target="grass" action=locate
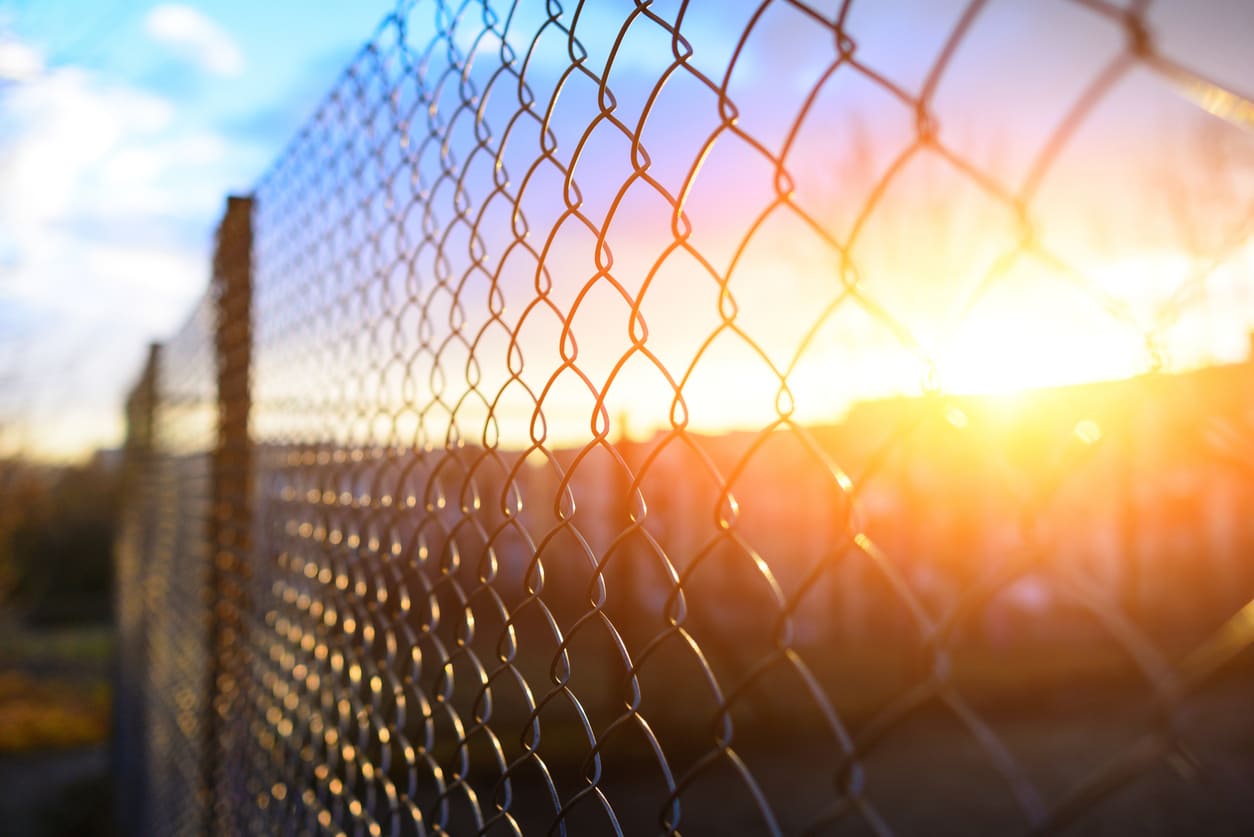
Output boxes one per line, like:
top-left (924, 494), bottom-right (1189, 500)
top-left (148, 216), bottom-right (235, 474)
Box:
top-left (0, 623), bottom-right (114, 668)
top-left (0, 623), bottom-right (113, 753)
top-left (0, 670), bottom-right (110, 752)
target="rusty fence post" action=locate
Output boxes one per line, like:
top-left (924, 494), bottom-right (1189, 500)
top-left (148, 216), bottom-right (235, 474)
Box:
top-left (207, 195), bottom-right (254, 833)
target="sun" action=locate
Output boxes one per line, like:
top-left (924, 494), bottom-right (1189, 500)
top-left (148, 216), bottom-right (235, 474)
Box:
top-left (931, 312), bottom-right (1149, 397)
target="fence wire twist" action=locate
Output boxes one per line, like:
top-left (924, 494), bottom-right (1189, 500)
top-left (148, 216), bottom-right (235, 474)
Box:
top-left (119, 0), bottom-right (1254, 834)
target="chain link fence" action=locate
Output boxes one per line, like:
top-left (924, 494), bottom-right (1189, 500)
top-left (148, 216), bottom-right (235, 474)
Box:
top-left (117, 297), bottom-right (216, 835)
top-left (117, 0), bottom-right (1254, 834)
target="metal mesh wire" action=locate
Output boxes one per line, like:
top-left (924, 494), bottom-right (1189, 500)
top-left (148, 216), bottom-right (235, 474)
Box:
top-left (121, 0), bottom-right (1254, 834)
top-left (115, 347), bottom-right (160, 837)
top-left (131, 294), bottom-right (218, 836)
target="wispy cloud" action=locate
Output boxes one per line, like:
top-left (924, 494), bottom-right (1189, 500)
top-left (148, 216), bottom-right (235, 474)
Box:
top-left (0, 35), bottom-right (226, 459)
top-left (144, 4), bottom-right (244, 77)
top-left (0, 37), bottom-right (42, 82)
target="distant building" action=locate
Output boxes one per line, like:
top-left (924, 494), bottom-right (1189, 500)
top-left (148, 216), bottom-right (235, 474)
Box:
top-left (598, 348), bottom-right (1254, 650)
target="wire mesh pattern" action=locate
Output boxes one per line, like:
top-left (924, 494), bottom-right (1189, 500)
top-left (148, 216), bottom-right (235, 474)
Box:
top-left (125, 294), bottom-right (218, 837)
top-left (121, 0), bottom-right (1254, 834)
top-left (115, 346), bottom-right (161, 837)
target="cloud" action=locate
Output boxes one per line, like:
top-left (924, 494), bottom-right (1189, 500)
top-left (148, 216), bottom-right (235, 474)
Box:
top-left (144, 4), bottom-right (244, 77)
top-left (0, 38), bottom-right (42, 82)
top-left (0, 37), bottom-right (228, 460)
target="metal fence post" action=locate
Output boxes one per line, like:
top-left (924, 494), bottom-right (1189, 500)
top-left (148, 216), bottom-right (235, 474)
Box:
top-left (208, 195), bottom-right (254, 833)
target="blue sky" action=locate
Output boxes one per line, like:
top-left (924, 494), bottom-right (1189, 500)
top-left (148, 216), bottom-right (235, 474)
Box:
top-left (1, 0), bottom-right (1251, 459)
top-left (0, 0), bottom-right (391, 458)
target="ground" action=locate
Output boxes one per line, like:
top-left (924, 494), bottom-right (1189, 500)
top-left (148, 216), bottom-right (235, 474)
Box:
top-left (0, 624), bottom-right (114, 837)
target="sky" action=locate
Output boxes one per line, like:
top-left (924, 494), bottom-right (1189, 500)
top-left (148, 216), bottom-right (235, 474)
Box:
top-left (1, 0), bottom-right (1252, 460)
top-left (0, 0), bottom-right (390, 459)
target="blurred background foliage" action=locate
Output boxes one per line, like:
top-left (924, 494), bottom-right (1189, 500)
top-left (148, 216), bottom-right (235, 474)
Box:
top-left (0, 453), bottom-right (117, 836)
top-left (0, 454), bottom-right (119, 625)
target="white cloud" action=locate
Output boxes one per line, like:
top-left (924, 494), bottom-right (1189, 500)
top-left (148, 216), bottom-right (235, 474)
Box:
top-left (1, 68), bottom-right (172, 227)
top-left (0, 36), bottom-right (228, 460)
top-left (0, 38), bottom-right (42, 82)
top-left (144, 4), bottom-right (244, 77)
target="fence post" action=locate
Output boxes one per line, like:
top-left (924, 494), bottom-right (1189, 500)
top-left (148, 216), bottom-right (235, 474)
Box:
top-left (207, 195), bottom-right (254, 833)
